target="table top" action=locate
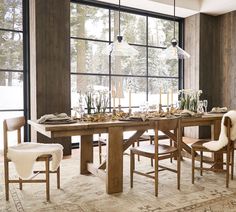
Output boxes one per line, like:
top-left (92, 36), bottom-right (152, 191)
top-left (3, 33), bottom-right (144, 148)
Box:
top-left (28, 113), bottom-right (223, 138)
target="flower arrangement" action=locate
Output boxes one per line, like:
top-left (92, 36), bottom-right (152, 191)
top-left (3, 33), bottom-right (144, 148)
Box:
top-left (178, 89), bottom-right (202, 112)
top-left (85, 89), bottom-right (94, 114)
top-left (94, 89), bottom-right (108, 113)
top-left (84, 87), bottom-right (109, 114)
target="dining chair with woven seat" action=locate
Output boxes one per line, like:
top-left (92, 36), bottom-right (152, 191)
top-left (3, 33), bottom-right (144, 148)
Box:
top-left (3, 116), bottom-right (62, 201)
top-left (97, 132), bottom-right (152, 164)
top-left (130, 117), bottom-right (181, 196)
top-left (191, 116), bottom-right (234, 187)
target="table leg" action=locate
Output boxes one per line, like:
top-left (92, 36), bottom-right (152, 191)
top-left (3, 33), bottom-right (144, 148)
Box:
top-left (106, 127), bottom-right (123, 194)
top-left (211, 119), bottom-right (223, 169)
top-left (80, 135), bottom-right (93, 174)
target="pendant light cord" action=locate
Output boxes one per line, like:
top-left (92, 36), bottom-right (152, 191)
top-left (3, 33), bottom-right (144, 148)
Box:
top-left (173, 0), bottom-right (176, 39)
top-left (119, 0), bottom-right (121, 35)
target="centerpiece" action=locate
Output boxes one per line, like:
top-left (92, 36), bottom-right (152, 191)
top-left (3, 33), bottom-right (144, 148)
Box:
top-left (178, 89), bottom-right (202, 112)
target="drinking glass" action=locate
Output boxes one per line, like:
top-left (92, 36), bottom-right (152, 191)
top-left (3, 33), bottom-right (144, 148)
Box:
top-left (197, 100), bottom-right (204, 113)
top-left (203, 100), bottom-right (208, 112)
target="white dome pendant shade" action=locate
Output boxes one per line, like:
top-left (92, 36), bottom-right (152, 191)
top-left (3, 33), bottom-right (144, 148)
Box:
top-left (102, 0), bottom-right (139, 57)
top-left (160, 0), bottom-right (190, 60)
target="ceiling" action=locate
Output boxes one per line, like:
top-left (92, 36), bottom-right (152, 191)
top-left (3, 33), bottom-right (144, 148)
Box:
top-left (97, 0), bottom-right (236, 18)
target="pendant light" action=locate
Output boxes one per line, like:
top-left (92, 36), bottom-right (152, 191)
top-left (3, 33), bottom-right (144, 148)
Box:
top-left (160, 0), bottom-right (190, 60)
top-left (102, 0), bottom-right (138, 57)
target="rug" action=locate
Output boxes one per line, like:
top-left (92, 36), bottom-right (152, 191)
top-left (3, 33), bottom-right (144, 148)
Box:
top-left (1, 146), bottom-right (236, 212)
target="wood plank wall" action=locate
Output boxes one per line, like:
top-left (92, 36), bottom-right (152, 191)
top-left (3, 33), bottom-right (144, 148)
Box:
top-left (29, 0), bottom-right (71, 155)
top-left (184, 11), bottom-right (236, 138)
top-left (184, 14), bottom-right (201, 138)
top-left (218, 11), bottom-right (236, 109)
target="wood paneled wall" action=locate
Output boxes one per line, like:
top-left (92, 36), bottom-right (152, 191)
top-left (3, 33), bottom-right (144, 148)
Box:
top-left (218, 11), bottom-right (236, 109)
top-left (184, 11), bottom-right (236, 138)
top-left (30, 0), bottom-right (71, 155)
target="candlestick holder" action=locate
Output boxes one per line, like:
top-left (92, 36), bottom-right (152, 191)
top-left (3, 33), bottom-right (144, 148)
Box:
top-left (118, 104), bottom-right (121, 112)
top-left (158, 104), bottom-right (163, 113)
top-left (170, 104), bottom-right (175, 113)
top-left (112, 109), bottom-right (116, 115)
top-left (128, 108), bottom-right (132, 116)
top-left (166, 107), bottom-right (170, 114)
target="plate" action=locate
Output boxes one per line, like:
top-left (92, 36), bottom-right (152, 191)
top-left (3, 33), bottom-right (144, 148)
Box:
top-left (43, 119), bottom-right (77, 124)
top-left (47, 117), bottom-right (71, 121)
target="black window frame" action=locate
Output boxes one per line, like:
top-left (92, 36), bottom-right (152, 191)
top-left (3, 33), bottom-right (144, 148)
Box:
top-left (70, 0), bottom-right (184, 111)
top-left (0, 0), bottom-right (30, 142)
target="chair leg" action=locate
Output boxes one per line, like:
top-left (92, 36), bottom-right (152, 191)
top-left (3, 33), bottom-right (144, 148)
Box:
top-left (170, 139), bottom-right (173, 163)
top-left (19, 177), bottom-right (23, 190)
top-left (154, 155), bottom-right (159, 197)
top-left (226, 152), bottom-right (230, 188)
top-left (150, 138), bottom-right (153, 167)
top-left (191, 148), bottom-right (195, 184)
top-left (200, 151), bottom-right (203, 176)
top-left (177, 151), bottom-right (180, 190)
top-left (130, 151), bottom-right (134, 188)
top-left (4, 161), bottom-right (9, 201)
top-left (137, 140), bottom-right (140, 161)
top-left (98, 140), bottom-right (102, 164)
top-left (45, 158), bottom-right (50, 201)
top-left (57, 167), bottom-right (60, 189)
top-left (231, 149), bottom-right (234, 180)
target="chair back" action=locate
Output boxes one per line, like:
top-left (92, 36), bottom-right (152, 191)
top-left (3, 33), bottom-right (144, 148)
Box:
top-left (224, 116), bottom-right (234, 150)
top-left (153, 117), bottom-right (181, 154)
top-left (156, 117), bottom-right (181, 131)
top-left (3, 116), bottom-right (25, 158)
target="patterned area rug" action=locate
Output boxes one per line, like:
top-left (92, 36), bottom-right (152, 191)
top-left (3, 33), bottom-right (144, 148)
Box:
top-left (1, 147), bottom-right (236, 212)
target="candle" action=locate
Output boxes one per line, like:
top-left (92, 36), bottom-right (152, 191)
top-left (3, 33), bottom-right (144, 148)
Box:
top-left (159, 88), bottom-right (162, 105)
top-left (111, 83), bottom-right (116, 110)
top-left (170, 88), bottom-right (173, 105)
top-left (117, 81), bottom-right (122, 106)
top-left (111, 83), bottom-right (115, 98)
top-left (167, 91), bottom-right (169, 108)
top-left (129, 88), bottom-right (131, 111)
top-left (113, 95), bottom-right (116, 110)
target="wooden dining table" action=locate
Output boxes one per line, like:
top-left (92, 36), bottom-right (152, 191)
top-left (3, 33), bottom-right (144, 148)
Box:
top-left (28, 113), bottom-right (223, 194)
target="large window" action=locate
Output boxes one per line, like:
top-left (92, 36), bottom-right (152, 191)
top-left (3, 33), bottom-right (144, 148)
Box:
top-left (70, 1), bottom-right (183, 112)
top-left (0, 0), bottom-right (27, 149)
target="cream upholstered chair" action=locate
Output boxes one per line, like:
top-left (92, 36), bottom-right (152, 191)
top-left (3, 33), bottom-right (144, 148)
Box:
top-left (130, 117), bottom-right (181, 196)
top-left (3, 116), bottom-right (62, 201)
top-left (191, 116), bottom-right (234, 187)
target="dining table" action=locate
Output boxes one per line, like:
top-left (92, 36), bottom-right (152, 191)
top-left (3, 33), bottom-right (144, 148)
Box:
top-left (28, 113), bottom-right (223, 194)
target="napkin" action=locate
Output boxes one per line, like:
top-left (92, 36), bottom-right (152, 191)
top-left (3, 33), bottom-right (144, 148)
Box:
top-left (180, 109), bottom-right (195, 116)
top-left (37, 113), bottom-right (70, 124)
top-left (211, 107), bottom-right (227, 113)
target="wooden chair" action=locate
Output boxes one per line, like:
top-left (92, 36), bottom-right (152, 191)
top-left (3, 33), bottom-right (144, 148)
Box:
top-left (130, 117), bottom-right (181, 196)
top-left (98, 133), bottom-right (154, 164)
top-left (134, 134), bottom-right (174, 166)
top-left (3, 116), bottom-right (61, 201)
top-left (191, 116), bottom-right (234, 187)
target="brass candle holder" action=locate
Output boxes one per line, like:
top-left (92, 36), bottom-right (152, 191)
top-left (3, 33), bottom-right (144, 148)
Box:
top-left (158, 104), bottom-right (163, 113)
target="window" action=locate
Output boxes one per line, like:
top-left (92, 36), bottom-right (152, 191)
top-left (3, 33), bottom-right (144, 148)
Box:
top-left (70, 2), bottom-right (183, 112)
top-left (0, 0), bottom-right (27, 149)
